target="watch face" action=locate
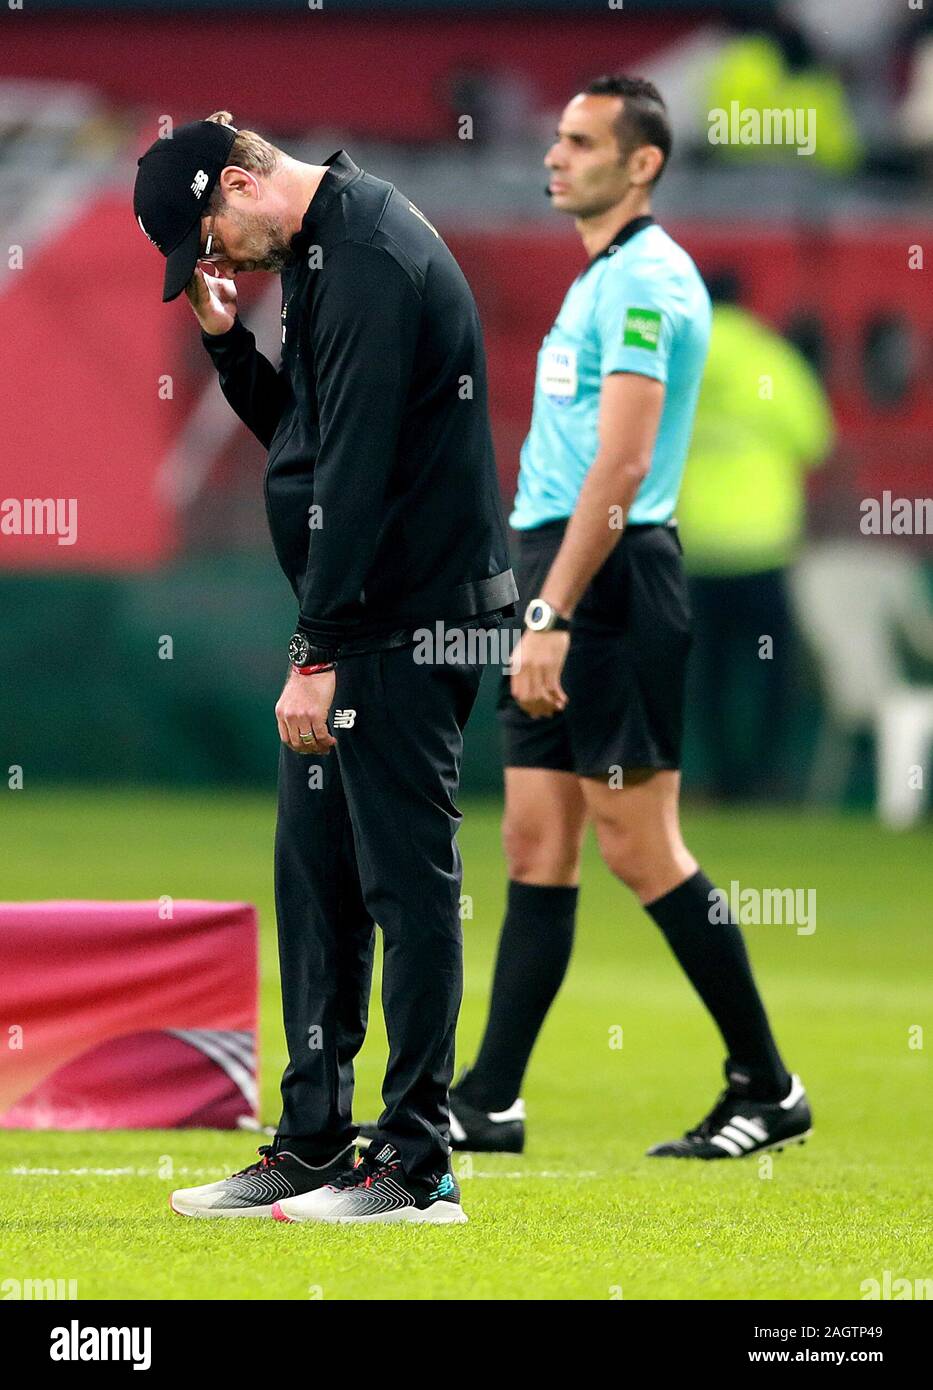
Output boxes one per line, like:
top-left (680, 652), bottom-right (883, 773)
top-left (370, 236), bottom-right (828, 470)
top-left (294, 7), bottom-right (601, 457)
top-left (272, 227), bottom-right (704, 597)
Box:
top-left (525, 601), bottom-right (549, 631)
top-left (288, 633), bottom-right (310, 666)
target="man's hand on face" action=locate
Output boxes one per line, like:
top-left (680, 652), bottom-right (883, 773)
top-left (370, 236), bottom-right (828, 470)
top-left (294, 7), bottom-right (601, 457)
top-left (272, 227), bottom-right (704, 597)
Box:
top-left (510, 629), bottom-right (571, 719)
top-left (275, 667), bottom-right (337, 756)
top-left (185, 264), bottom-right (238, 336)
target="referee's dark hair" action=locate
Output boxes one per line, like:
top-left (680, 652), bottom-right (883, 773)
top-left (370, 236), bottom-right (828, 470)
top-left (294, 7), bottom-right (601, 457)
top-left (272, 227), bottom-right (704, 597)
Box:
top-left (584, 74), bottom-right (672, 184)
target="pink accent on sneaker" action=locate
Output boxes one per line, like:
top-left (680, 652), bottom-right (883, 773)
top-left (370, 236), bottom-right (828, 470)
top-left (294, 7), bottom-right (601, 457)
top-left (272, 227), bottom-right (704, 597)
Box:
top-left (271, 1201), bottom-right (292, 1223)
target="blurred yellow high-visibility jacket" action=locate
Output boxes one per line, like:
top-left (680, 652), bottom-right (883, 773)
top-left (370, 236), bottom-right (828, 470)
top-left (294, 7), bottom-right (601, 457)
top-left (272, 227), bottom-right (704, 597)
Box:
top-left (707, 35), bottom-right (862, 174)
top-left (677, 304), bottom-right (834, 577)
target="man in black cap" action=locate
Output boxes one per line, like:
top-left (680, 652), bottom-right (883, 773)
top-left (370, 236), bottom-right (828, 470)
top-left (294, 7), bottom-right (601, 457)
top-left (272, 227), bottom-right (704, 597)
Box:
top-left (135, 114), bottom-right (516, 1225)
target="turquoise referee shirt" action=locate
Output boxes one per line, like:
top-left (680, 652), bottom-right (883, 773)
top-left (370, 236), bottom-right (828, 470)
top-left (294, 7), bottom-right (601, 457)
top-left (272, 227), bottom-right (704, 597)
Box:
top-left (511, 218), bottom-right (711, 530)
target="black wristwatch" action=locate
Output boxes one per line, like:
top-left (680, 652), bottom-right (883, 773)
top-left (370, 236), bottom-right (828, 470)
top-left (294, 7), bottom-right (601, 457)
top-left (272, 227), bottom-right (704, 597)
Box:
top-left (523, 598), bottom-right (572, 633)
top-left (288, 632), bottom-right (337, 669)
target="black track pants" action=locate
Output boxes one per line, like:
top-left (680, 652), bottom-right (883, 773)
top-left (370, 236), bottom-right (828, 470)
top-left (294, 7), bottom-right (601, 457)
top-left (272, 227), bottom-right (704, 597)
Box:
top-left (273, 642), bottom-right (482, 1180)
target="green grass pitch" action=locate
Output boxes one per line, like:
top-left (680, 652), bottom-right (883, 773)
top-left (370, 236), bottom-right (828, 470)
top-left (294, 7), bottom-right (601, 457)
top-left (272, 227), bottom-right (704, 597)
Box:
top-left (0, 789), bottom-right (929, 1300)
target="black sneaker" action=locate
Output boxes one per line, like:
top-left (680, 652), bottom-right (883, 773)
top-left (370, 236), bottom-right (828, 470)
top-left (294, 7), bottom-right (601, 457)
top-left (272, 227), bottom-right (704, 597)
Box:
top-left (272, 1141), bottom-right (467, 1224)
top-left (169, 1141), bottom-right (355, 1217)
top-left (356, 1072), bottom-right (525, 1155)
top-left (448, 1077), bottom-right (526, 1153)
top-left (647, 1072), bottom-right (812, 1160)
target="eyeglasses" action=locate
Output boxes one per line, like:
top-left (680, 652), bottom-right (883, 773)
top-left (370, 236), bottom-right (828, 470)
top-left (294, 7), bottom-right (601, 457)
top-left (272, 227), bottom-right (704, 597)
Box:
top-left (199, 214), bottom-right (224, 264)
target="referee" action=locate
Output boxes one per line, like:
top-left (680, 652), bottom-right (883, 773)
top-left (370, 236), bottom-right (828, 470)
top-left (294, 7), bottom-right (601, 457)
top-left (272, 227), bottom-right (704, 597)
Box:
top-left (133, 114), bottom-right (516, 1223)
top-left (446, 78), bottom-right (812, 1160)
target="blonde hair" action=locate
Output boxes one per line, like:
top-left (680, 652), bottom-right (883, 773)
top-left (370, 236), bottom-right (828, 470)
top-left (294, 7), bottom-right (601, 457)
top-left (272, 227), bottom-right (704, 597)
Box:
top-left (204, 110), bottom-right (280, 208)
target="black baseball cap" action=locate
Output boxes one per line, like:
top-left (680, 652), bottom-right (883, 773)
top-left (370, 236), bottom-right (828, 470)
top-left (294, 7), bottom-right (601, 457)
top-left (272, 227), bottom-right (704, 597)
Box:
top-left (133, 120), bottom-right (238, 302)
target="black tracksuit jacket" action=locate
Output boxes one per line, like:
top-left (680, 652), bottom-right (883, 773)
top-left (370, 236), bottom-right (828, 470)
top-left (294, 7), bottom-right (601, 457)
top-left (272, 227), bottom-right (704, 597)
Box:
top-left (201, 151), bottom-right (517, 654)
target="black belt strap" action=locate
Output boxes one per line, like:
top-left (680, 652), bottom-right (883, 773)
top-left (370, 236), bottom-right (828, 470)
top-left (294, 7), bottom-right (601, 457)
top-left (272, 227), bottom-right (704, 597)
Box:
top-left (390, 568), bottom-right (519, 623)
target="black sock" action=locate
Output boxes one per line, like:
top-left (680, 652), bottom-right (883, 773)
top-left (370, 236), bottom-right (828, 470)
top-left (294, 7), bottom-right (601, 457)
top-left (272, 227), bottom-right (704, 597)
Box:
top-left (459, 881), bottom-right (578, 1112)
top-left (645, 870), bottom-right (790, 1101)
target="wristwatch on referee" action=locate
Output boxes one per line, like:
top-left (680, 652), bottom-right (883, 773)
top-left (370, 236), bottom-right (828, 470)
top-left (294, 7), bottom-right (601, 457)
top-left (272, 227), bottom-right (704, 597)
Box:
top-left (523, 598), bottom-right (572, 633)
top-left (288, 631), bottom-right (337, 674)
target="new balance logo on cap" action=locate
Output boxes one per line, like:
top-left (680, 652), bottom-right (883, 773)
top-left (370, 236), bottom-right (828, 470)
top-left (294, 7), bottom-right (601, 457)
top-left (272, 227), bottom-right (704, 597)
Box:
top-left (191, 170), bottom-right (209, 198)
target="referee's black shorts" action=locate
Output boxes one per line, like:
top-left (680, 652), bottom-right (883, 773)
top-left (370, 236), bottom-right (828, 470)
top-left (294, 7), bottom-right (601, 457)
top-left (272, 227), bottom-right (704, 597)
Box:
top-left (497, 518), bottom-right (692, 778)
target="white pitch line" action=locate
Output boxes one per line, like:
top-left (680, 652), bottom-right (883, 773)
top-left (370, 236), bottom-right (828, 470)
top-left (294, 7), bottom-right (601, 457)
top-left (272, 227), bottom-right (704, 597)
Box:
top-left (5, 1165), bottom-right (601, 1181)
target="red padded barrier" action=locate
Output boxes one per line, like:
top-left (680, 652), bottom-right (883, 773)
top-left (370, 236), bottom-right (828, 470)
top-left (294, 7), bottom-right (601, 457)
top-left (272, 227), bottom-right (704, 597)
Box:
top-left (0, 900), bottom-right (258, 1129)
